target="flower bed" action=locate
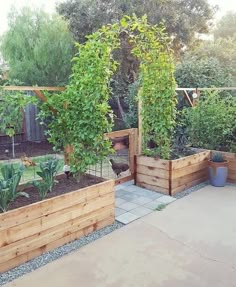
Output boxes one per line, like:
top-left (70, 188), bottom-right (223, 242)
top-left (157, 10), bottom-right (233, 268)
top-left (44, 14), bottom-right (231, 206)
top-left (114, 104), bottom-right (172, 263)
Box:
top-left (135, 150), bottom-right (211, 196)
top-left (0, 179), bottom-right (114, 273)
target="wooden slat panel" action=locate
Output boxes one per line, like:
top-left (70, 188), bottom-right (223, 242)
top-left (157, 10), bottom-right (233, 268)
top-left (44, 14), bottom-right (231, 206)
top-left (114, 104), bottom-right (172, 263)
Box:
top-left (0, 216), bottom-right (114, 273)
top-left (172, 170), bottom-right (207, 189)
top-left (136, 156), bottom-right (169, 170)
top-left (0, 192), bottom-right (114, 247)
top-left (136, 173), bottom-right (169, 189)
top-left (0, 180), bottom-right (114, 231)
top-left (171, 177), bottom-right (207, 196)
top-left (136, 181), bottom-right (169, 195)
top-left (0, 206), bottom-right (114, 263)
top-left (171, 160), bottom-right (208, 179)
top-left (115, 175), bottom-right (133, 185)
top-left (136, 165), bottom-right (169, 179)
top-left (105, 129), bottom-right (135, 138)
top-left (172, 151), bottom-right (211, 170)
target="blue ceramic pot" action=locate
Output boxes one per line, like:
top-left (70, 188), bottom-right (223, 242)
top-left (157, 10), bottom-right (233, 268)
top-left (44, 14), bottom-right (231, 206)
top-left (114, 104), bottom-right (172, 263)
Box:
top-left (208, 160), bottom-right (228, 187)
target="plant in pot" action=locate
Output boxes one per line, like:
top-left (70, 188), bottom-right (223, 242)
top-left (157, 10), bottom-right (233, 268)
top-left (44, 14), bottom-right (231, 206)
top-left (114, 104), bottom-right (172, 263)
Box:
top-left (208, 152), bottom-right (228, 187)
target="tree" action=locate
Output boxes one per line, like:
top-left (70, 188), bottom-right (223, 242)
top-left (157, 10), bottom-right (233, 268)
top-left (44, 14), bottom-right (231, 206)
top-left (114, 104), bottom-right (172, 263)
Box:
top-left (175, 56), bottom-right (233, 88)
top-left (0, 7), bottom-right (74, 86)
top-left (57, 0), bottom-right (215, 53)
top-left (214, 12), bottom-right (236, 39)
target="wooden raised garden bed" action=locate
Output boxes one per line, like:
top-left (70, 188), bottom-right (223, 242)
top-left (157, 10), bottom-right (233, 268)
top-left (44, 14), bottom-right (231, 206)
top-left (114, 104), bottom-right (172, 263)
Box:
top-left (135, 150), bottom-right (211, 196)
top-left (216, 151), bottom-right (236, 184)
top-left (0, 179), bottom-right (115, 273)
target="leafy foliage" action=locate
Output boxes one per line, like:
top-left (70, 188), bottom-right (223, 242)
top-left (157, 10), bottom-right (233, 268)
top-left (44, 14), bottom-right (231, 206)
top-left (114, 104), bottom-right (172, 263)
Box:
top-left (0, 7), bottom-right (74, 86)
top-left (57, 0), bottom-right (215, 54)
top-left (33, 158), bottom-right (60, 198)
top-left (0, 164), bottom-right (28, 212)
top-left (123, 79), bottom-right (139, 128)
top-left (39, 16), bottom-right (176, 175)
top-left (0, 89), bottom-right (35, 137)
top-left (130, 16), bottom-right (176, 159)
top-left (39, 24), bottom-right (120, 175)
top-left (214, 12), bottom-right (236, 39)
top-left (175, 56), bottom-right (234, 89)
top-left (183, 91), bottom-right (236, 152)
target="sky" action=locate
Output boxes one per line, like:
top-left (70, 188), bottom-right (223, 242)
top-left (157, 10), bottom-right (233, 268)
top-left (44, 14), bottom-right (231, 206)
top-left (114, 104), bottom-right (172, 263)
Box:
top-left (0, 0), bottom-right (236, 36)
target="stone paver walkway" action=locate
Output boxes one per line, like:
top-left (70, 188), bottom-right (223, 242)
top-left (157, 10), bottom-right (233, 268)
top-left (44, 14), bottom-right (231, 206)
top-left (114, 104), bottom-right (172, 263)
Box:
top-left (115, 180), bottom-right (176, 224)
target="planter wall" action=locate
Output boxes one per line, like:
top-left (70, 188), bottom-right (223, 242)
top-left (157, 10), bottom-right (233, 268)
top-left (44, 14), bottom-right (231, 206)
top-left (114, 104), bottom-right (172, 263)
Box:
top-left (217, 151), bottom-right (236, 184)
top-left (0, 180), bottom-right (115, 273)
top-left (135, 151), bottom-right (211, 196)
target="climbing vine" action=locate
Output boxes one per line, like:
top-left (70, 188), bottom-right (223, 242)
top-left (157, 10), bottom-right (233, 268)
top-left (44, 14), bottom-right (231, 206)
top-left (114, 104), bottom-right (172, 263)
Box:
top-left (40, 15), bottom-right (176, 175)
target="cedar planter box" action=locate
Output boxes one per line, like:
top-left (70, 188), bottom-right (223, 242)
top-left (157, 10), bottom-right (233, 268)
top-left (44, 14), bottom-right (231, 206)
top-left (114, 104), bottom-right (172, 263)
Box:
top-left (0, 179), bottom-right (115, 273)
top-left (135, 150), bottom-right (211, 196)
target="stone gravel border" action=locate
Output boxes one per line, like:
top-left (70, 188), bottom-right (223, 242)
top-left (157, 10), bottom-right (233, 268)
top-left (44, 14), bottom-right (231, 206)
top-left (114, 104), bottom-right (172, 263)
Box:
top-left (0, 221), bottom-right (124, 286)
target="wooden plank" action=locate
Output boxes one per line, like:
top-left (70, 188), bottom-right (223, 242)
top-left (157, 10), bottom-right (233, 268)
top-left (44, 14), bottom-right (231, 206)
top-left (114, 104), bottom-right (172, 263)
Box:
top-left (136, 165), bottom-right (169, 179)
top-left (183, 90), bottom-right (193, 107)
top-left (0, 216), bottom-right (114, 273)
top-left (3, 86), bottom-right (66, 91)
top-left (129, 130), bottom-right (135, 174)
top-left (172, 151), bottom-right (211, 170)
top-left (136, 156), bottom-right (170, 170)
top-left (0, 206), bottom-right (114, 263)
top-left (115, 175), bottom-right (133, 185)
top-left (136, 173), bottom-right (169, 189)
top-left (0, 192), bottom-right (114, 247)
top-left (105, 129), bottom-right (135, 139)
top-left (172, 160), bottom-right (209, 179)
top-left (138, 93), bottom-right (142, 154)
top-left (172, 169), bottom-right (207, 189)
top-left (0, 180), bottom-right (114, 231)
top-left (171, 177), bottom-right (208, 196)
top-left (136, 181), bottom-right (169, 195)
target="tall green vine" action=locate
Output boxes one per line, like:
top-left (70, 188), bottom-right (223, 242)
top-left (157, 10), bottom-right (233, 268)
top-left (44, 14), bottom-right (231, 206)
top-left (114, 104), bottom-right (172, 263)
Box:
top-left (40, 15), bottom-right (176, 175)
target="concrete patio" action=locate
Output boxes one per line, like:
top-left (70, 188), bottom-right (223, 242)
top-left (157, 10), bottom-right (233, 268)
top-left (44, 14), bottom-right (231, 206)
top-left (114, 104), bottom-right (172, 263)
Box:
top-left (5, 184), bottom-right (236, 287)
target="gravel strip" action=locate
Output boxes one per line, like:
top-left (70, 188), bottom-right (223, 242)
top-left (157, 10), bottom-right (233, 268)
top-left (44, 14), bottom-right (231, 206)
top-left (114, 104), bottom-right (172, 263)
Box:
top-left (0, 221), bottom-right (124, 286)
top-left (173, 181), bottom-right (209, 199)
top-left (174, 181), bottom-right (236, 199)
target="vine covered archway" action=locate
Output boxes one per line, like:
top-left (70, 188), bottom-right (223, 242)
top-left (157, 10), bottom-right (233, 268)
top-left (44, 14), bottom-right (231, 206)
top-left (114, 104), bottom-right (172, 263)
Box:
top-left (41, 15), bottom-right (176, 174)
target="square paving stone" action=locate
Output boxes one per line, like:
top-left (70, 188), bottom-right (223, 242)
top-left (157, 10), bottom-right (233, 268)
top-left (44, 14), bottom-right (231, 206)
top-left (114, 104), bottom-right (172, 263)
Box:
top-left (131, 196), bottom-right (153, 205)
top-left (115, 207), bottom-right (127, 217)
top-left (115, 197), bottom-right (127, 207)
top-left (119, 193), bottom-right (140, 202)
top-left (130, 206), bottom-right (153, 217)
top-left (116, 212), bottom-right (140, 224)
top-left (118, 201), bottom-right (140, 211)
top-left (157, 195), bottom-right (176, 204)
top-left (115, 189), bottom-right (129, 197)
top-left (144, 201), bottom-right (165, 210)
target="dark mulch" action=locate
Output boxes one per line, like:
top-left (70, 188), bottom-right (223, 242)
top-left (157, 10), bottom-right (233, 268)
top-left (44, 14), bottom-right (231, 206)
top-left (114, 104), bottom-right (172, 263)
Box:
top-left (6, 174), bottom-right (104, 212)
top-left (0, 141), bottom-right (55, 160)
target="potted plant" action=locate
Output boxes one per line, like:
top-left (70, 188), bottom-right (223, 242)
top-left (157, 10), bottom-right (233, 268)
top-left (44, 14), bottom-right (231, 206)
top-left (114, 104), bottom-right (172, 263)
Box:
top-left (208, 152), bottom-right (228, 187)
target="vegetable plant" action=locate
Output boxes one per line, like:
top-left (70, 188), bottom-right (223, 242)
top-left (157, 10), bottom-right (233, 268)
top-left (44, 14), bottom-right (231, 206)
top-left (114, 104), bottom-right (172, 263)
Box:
top-left (36, 158), bottom-right (60, 193)
top-left (31, 181), bottom-right (51, 201)
top-left (0, 164), bottom-right (28, 212)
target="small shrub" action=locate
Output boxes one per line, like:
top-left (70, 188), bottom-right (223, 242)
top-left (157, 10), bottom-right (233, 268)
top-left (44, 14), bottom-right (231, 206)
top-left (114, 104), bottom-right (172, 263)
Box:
top-left (211, 152), bottom-right (225, 162)
top-left (0, 164), bottom-right (28, 212)
top-left (183, 91), bottom-right (236, 151)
